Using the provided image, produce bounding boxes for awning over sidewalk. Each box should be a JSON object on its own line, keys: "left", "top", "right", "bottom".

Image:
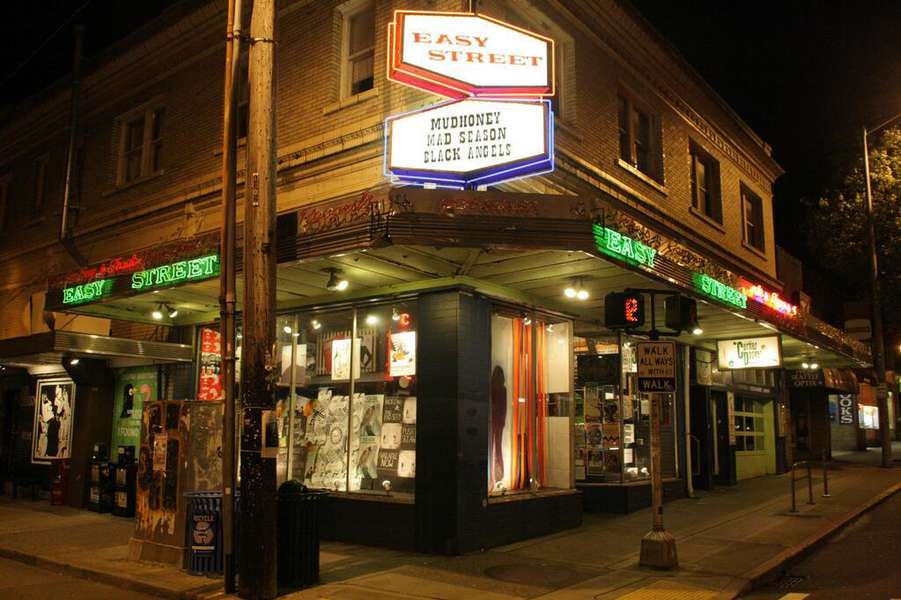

{"left": 0, "top": 330, "right": 194, "bottom": 366}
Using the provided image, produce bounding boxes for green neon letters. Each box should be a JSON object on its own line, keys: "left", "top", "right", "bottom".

{"left": 693, "top": 273, "right": 747, "bottom": 309}
{"left": 62, "top": 279, "right": 113, "bottom": 305}
{"left": 592, "top": 224, "right": 656, "bottom": 268}
{"left": 131, "top": 254, "right": 220, "bottom": 291}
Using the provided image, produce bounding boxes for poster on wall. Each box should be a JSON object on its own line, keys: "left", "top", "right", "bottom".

{"left": 32, "top": 379, "right": 76, "bottom": 464}
{"left": 112, "top": 368, "right": 156, "bottom": 454}
{"left": 389, "top": 331, "right": 416, "bottom": 377}
{"left": 197, "top": 327, "right": 223, "bottom": 401}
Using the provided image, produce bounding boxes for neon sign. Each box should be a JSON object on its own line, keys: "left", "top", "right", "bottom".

{"left": 131, "top": 254, "right": 220, "bottom": 291}
{"left": 62, "top": 279, "right": 113, "bottom": 305}
{"left": 592, "top": 224, "right": 656, "bottom": 268}
{"left": 385, "top": 98, "right": 553, "bottom": 187}
{"left": 387, "top": 10, "right": 554, "bottom": 99}
{"left": 739, "top": 280, "right": 798, "bottom": 317}
{"left": 693, "top": 273, "right": 747, "bottom": 309}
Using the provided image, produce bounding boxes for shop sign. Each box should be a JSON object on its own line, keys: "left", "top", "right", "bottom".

{"left": 387, "top": 10, "right": 554, "bottom": 99}
{"left": 788, "top": 369, "right": 825, "bottom": 388}
{"left": 131, "top": 254, "right": 220, "bottom": 291}
{"left": 636, "top": 341, "right": 676, "bottom": 393}
{"left": 738, "top": 279, "right": 799, "bottom": 317}
{"left": 593, "top": 224, "right": 656, "bottom": 268}
{"left": 386, "top": 98, "right": 553, "bottom": 187}
{"left": 692, "top": 273, "right": 747, "bottom": 309}
{"left": 62, "top": 278, "right": 114, "bottom": 306}
{"left": 716, "top": 335, "right": 782, "bottom": 370}
{"left": 838, "top": 394, "right": 855, "bottom": 425}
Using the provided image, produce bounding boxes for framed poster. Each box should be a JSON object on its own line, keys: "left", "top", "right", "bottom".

{"left": 32, "top": 378, "right": 76, "bottom": 464}
{"left": 197, "top": 326, "right": 223, "bottom": 401}
{"left": 112, "top": 368, "right": 156, "bottom": 454}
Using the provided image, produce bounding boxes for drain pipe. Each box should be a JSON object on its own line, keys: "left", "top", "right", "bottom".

{"left": 684, "top": 344, "right": 695, "bottom": 498}
{"left": 59, "top": 24, "right": 87, "bottom": 266}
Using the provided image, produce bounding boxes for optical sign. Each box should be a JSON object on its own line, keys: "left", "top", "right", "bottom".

{"left": 385, "top": 98, "right": 553, "bottom": 187}
{"left": 592, "top": 224, "right": 656, "bottom": 269}
{"left": 62, "top": 279, "right": 113, "bottom": 306}
{"left": 131, "top": 254, "right": 220, "bottom": 292}
{"left": 693, "top": 273, "right": 747, "bottom": 309}
{"left": 388, "top": 10, "right": 554, "bottom": 99}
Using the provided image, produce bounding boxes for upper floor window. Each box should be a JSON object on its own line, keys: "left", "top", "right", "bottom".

{"left": 116, "top": 105, "right": 165, "bottom": 186}
{"left": 0, "top": 176, "right": 9, "bottom": 231}
{"left": 741, "top": 185, "right": 765, "bottom": 252}
{"left": 689, "top": 142, "right": 721, "bottom": 223}
{"left": 341, "top": 0, "right": 375, "bottom": 98}
{"left": 32, "top": 154, "right": 48, "bottom": 216}
{"left": 617, "top": 94, "right": 662, "bottom": 182}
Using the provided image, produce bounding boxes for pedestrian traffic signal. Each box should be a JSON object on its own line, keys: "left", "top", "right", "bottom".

{"left": 605, "top": 291, "right": 645, "bottom": 329}
{"left": 664, "top": 294, "right": 699, "bottom": 333}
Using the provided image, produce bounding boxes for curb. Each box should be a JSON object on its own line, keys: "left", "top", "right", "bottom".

{"left": 0, "top": 545, "right": 223, "bottom": 600}
{"left": 719, "top": 480, "right": 901, "bottom": 599}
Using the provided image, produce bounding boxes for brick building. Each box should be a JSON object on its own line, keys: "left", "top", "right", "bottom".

{"left": 0, "top": 0, "right": 870, "bottom": 562}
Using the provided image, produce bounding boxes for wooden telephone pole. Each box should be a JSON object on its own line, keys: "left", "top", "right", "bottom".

{"left": 239, "top": 0, "right": 278, "bottom": 596}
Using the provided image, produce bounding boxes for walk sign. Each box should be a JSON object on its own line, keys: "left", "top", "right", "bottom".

{"left": 636, "top": 341, "right": 676, "bottom": 393}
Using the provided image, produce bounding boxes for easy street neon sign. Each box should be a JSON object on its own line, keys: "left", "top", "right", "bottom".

{"left": 592, "top": 224, "right": 656, "bottom": 268}
{"left": 62, "top": 279, "right": 113, "bottom": 305}
{"left": 693, "top": 273, "right": 747, "bottom": 309}
{"left": 131, "top": 254, "right": 220, "bottom": 291}
{"left": 739, "top": 279, "right": 799, "bottom": 317}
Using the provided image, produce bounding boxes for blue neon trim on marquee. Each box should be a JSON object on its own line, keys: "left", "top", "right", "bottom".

{"left": 384, "top": 98, "right": 555, "bottom": 189}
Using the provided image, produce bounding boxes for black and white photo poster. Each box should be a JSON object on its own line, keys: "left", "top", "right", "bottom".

{"left": 376, "top": 396, "right": 416, "bottom": 492}
{"left": 32, "top": 378, "right": 76, "bottom": 464}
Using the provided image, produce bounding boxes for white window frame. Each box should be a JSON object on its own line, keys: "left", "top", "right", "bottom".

{"left": 338, "top": 0, "right": 376, "bottom": 100}
{"left": 741, "top": 184, "right": 766, "bottom": 253}
{"left": 617, "top": 91, "right": 663, "bottom": 184}
{"left": 115, "top": 99, "right": 165, "bottom": 187}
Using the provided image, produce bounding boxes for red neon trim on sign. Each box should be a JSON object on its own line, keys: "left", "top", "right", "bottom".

{"left": 738, "top": 279, "right": 799, "bottom": 317}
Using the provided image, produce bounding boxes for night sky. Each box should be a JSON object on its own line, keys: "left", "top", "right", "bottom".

{"left": 2, "top": 0, "right": 900, "bottom": 316}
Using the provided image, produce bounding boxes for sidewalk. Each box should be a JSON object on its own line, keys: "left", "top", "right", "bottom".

{"left": 0, "top": 460, "right": 899, "bottom": 600}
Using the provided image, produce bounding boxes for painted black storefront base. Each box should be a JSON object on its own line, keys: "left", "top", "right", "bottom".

{"left": 579, "top": 479, "right": 685, "bottom": 514}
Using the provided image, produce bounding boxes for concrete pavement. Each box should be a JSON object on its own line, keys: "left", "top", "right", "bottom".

{"left": 0, "top": 454, "right": 898, "bottom": 600}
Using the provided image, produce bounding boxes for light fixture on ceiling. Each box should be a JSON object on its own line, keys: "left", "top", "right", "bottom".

{"left": 810, "top": 362, "right": 819, "bottom": 370}
{"left": 283, "top": 324, "right": 293, "bottom": 335}
{"left": 691, "top": 326, "right": 703, "bottom": 336}
{"left": 167, "top": 305, "right": 178, "bottom": 319}
{"left": 324, "top": 268, "right": 348, "bottom": 292}
{"left": 151, "top": 304, "right": 164, "bottom": 320}
{"left": 69, "top": 358, "right": 80, "bottom": 365}
{"left": 392, "top": 307, "right": 401, "bottom": 321}
{"left": 564, "top": 278, "right": 589, "bottom": 301}
{"left": 311, "top": 319, "right": 322, "bottom": 330}
{"left": 365, "top": 314, "right": 378, "bottom": 326}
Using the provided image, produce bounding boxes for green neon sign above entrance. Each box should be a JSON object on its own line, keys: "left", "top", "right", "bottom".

{"left": 592, "top": 223, "right": 657, "bottom": 268}
{"left": 131, "top": 254, "right": 220, "bottom": 291}
{"left": 62, "top": 279, "right": 113, "bottom": 305}
{"left": 693, "top": 273, "right": 747, "bottom": 309}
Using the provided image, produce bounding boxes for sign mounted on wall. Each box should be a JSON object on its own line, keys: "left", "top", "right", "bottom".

{"left": 387, "top": 10, "right": 554, "bottom": 99}
{"left": 717, "top": 335, "right": 782, "bottom": 370}
{"left": 385, "top": 98, "right": 553, "bottom": 187}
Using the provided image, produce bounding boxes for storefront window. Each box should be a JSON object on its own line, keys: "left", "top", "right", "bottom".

{"left": 733, "top": 398, "right": 765, "bottom": 452}
{"left": 286, "top": 301, "right": 417, "bottom": 497}
{"left": 489, "top": 313, "right": 572, "bottom": 495}
{"left": 574, "top": 334, "right": 675, "bottom": 483}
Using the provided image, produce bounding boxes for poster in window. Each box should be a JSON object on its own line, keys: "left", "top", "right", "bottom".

{"left": 112, "top": 368, "right": 156, "bottom": 454}
{"left": 350, "top": 393, "right": 383, "bottom": 490}
{"left": 601, "top": 422, "right": 620, "bottom": 449}
{"left": 278, "top": 343, "right": 306, "bottom": 386}
{"left": 377, "top": 396, "right": 416, "bottom": 491}
{"left": 32, "top": 379, "right": 76, "bottom": 464}
{"left": 389, "top": 331, "right": 416, "bottom": 377}
{"left": 197, "top": 327, "right": 223, "bottom": 401}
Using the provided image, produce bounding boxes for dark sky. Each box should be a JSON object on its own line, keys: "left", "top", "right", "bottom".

{"left": 2, "top": 1, "right": 900, "bottom": 310}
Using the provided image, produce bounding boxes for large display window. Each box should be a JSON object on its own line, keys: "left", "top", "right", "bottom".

{"left": 489, "top": 312, "right": 573, "bottom": 496}
{"left": 281, "top": 300, "right": 418, "bottom": 498}
{"left": 573, "top": 334, "right": 676, "bottom": 483}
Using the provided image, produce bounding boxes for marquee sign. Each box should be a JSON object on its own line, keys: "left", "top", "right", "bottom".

{"left": 387, "top": 10, "right": 554, "bottom": 99}
{"left": 693, "top": 273, "right": 747, "bottom": 309}
{"left": 593, "top": 224, "right": 656, "bottom": 269}
{"left": 385, "top": 98, "right": 553, "bottom": 187}
{"left": 738, "top": 279, "right": 799, "bottom": 318}
{"left": 717, "top": 335, "right": 782, "bottom": 370}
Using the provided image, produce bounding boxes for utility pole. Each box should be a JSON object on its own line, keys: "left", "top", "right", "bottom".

{"left": 239, "top": 0, "right": 278, "bottom": 596}
{"left": 639, "top": 391, "right": 679, "bottom": 569}
{"left": 862, "top": 120, "right": 897, "bottom": 468}
{"left": 218, "top": 0, "right": 242, "bottom": 593}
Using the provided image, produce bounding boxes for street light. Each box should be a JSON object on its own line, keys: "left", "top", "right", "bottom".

{"left": 862, "top": 112, "right": 901, "bottom": 468}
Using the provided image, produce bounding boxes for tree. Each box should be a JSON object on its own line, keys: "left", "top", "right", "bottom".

{"left": 807, "top": 127, "right": 901, "bottom": 363}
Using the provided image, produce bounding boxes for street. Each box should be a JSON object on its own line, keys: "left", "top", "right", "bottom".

{"left": 745, "top": 491, "right": 901, "bottom": 599}
{"left": 0, "top": 557, "right": 162, "bottom": 599}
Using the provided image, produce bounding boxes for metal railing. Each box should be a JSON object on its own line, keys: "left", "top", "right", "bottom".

{"left": 789, "top": 450, "right": 830, "bottom": 513}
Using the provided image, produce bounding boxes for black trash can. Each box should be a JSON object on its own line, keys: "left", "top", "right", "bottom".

{"left": 277, "top": 480, "right": 326, "bottom": 588}
{"left": 184, "top": 492, "right": 224, "bottom": 575}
